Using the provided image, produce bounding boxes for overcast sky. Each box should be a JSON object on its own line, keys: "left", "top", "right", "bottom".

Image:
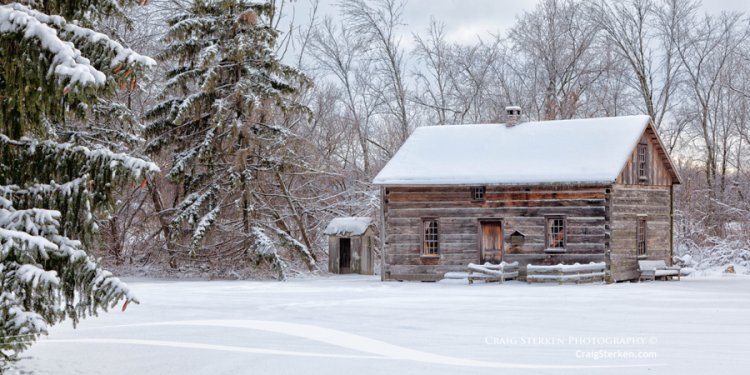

{"left": 284, "top": 0, "right": 750, "bottom": 50}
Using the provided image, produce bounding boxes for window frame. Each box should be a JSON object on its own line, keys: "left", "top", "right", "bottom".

{"left": 637, "top": 143, "right": 648, "bottom": 181}
{"left": 544, "top": 215, "right": 567, "bottom": 252}
{"left": 422, "top": 218, "right": 440, "bottom": 257}
{"left": 636, "top": 217, "right": 647, "bottom": 257}
{"left": 471, "top": 186, "right": 486, "bottom": 201}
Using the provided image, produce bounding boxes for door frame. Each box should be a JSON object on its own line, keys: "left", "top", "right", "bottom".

{"left": 478, "top": 219, "right": 504, "bottom": 264}
{"left": 339, "top": 237, "right": 352, "bottom": 273}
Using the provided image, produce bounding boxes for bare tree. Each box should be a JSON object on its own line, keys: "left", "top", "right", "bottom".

{"left": 510, "top": 0, "right": 602, "bottom": 120}
{"left": 339, "top": 0, "right": 411, "bottom": 144}
{"left": 412, "top": 19, "right": 453, "bottom": 125}
{"left": 675, "top": 12, "right": 750, "bottom": 189}
{"left": 595, "top": 0, "right": 697, "bottom": 128}
{"left": 309, "top": 17, "right": 380, "bottom": 173}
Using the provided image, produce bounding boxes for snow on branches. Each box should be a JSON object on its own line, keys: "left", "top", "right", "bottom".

{"left": 252, "top": 226, "right": 288, "bottom": 280}
{"left": 0, "top": 4, "right": 103, "bottom": 86}
{"left": 1, "top": 0, "right": 157, "bottom": 364}
{"left": 1, "top": 201, "right": 140, "bottom": 360}
{"left": 0, "top": 135, "right": 153, "bottom": 359}
{"left": 0, "top": 3, "right": 155, "bottom": 87}
{"left": 0, "top": 134, "right": 154, "bottom": 359}
{"left": 144, "top": 0, "right": 312, "bottom": 267}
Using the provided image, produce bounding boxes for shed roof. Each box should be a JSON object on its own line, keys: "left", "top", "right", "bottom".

{"left": 324, "top": 217, "right": 373, "bottom": 237}
{"left": 373, "top": 115, "right": 678, "bottom": 185}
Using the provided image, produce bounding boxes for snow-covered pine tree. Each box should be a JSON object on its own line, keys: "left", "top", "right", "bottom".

{"left": 51, "top": 0, "right": 155, "bottom": 155}
{"left": 145, "top": 0, "right": 314, "bottom": 276}
{"left": 0, "top": 0, "right": 158, "bottom": 362}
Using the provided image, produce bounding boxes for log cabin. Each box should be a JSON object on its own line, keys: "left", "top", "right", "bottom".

{"left": 373, "top": 109, "right": 680, "bottom": 282}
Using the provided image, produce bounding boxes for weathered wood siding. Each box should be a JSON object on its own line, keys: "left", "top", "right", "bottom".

{"left": 609, "top": 185, "right": 672, "bottom": 281}
{"left": 609, "top": 125, "right": 676, "bottom": 281}
{"left": 351, "top": 237, "right": 362, "bottom": 273}
{"left": 328, "top": 229, "right": 376, "bottom": 275}
{"left": 616, "top": 125, "right": 675, "bottom": 186}
{"left": 360, "top": 232, "right": 375, "bottom": 275}
{"left": 328, "top": 236, "right": 340, "bottom": 273}
{"left": 382, "top": 185, "right": 609, "bottom": 281}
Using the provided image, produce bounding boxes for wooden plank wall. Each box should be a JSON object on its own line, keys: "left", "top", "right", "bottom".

{"left": 351, "top": 237, "right": 362, "bottom": 273}
{"left": 382, "top": 185, "right": 609, "bottom": 281}
{"left": 611, "top": 125, "right": 676, "bottom": 281}
{"left": 328, "top": 231, "right": 376, "bottom": 275}
{"left": 616, "top": 125, "right": 675, "bottom": 186}
{"left": 609, "top": 185, "right": 672, "bottom": 281}
{"left": 361, "top": 231, "right": 375, "bottom": 275}
{"left": 328, "top": 237, "right": 340, "bottom": 273}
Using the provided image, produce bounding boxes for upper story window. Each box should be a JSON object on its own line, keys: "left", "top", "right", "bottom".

{"left": 637, "top": 218, "right": 647, "bottom": 256}
{"left": 638, "top": 143, "right": 648, "bottom": 180}
{"left": 471, "top": 186, "right": 486, "bottom": 201}
{"left": 546, "top": 216, "right": 566, "bottom": 250}
{"left": 422, "top": 219, "right": 439, "bottom": 256}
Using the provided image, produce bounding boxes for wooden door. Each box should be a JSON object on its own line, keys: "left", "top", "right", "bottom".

{"left": 480, "top": 222, "right": 503, "bottom": 264}
{"left": 339, "top": 238, "right": 351, "bottom": 273}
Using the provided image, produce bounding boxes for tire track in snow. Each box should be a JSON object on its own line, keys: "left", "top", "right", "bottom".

{"left": 40, "top": 320, "right": 665, "bottom": 369}
{"left": 37, "top": 338, "right": 382, "bottom": 359}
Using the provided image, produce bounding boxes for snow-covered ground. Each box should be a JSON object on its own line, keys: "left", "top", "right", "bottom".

{"left": 14, "top": 275, "right": 750, "bottom": 374}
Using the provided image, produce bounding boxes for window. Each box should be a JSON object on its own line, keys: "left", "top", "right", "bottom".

{"left": 637, "top": 218, "right": 647, "bottom": 256}
{"left": 546, "top": 217, "right": 566, "bottom": 250}
{"left": 422, "top": 219, "right": 439, "bottom": 256}
{"left": 638, "top": 143, "right": 648, "bottom": 180}
{"left": 471, "top": 186, "right": 486, "bottom": 201}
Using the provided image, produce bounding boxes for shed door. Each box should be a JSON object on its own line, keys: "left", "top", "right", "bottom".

{"left": 480, "top": 222, "right": 503, "bottom": 264}
{"left": 339, "top": 238, "right": 351, "bottom": 273}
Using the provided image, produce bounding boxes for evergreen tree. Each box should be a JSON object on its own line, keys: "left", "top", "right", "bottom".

{"left": 145, "top": 0, "right": 314, "bottom": 276}
{"left": 0, "top": 0, "right": 157, "bottom": 362}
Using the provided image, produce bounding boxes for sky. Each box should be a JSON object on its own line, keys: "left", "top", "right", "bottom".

{"left": 283, "top": 0, "right": 750, "bottom": 51}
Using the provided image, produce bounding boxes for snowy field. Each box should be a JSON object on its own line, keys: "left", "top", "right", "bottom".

{"left": 14, "top": 275, "right": 750, "bottom": 375}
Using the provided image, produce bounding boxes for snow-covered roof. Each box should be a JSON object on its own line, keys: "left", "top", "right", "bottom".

{"left": 374, "top": 115, "right": 669, "bottom": 185}
{"left": 324, "top": 217, "right": 373, "bottom": 236}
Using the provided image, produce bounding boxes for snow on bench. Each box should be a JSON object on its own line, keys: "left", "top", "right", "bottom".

{"left": 442, "top": 271, "right": 471, "bottom": 279}
{"left": 526, "top": 262, "right": 606, "bottom": 284}
{"left": 442, "top": 263, "right": 519, "bottom": 283}
{"left": 638, "top": 260, "right": 681, "bottom": 281}
{"left": 466, "top": 262, "right": 519, "bottom": 284}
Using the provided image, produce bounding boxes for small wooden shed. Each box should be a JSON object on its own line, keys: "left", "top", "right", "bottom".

{"left": 325, "top": 217, "right": 376, "bottom": 275}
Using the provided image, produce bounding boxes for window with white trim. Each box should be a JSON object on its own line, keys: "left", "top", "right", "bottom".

{"left": 471, "top": 186, "right": 486, "bottom": 201}
{"left": 546, "top": 217, "right": 566, "bottom": 249}
{"left": 638, "top": 143, "right": 648, "bottom": 180}
{"left": 637, "top": 218, "right": 647, "bottom": 256}
{"left": 423, "top": 219, "right": 439, "bottom": 256}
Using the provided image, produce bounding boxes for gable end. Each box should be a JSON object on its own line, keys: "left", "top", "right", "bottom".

{"left": 616, "top": 123, "right": 680, "bottom": 186}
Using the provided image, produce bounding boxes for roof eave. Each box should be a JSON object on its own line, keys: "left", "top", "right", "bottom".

{"left": 372, "top": 180, "right": 615, "bottom": 187}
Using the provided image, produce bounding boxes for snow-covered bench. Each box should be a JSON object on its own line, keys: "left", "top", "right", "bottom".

{"left": 456, "top": 262, "right": 519, "bottom": 284}
{"left": 526, "top": 262, "right": 606, "bottom": 284}
{"left": 638, "top": 260, "right": 681, "bottom": 281}
{"left": 443, "top": 262, "right": 518, "bottom": 284}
